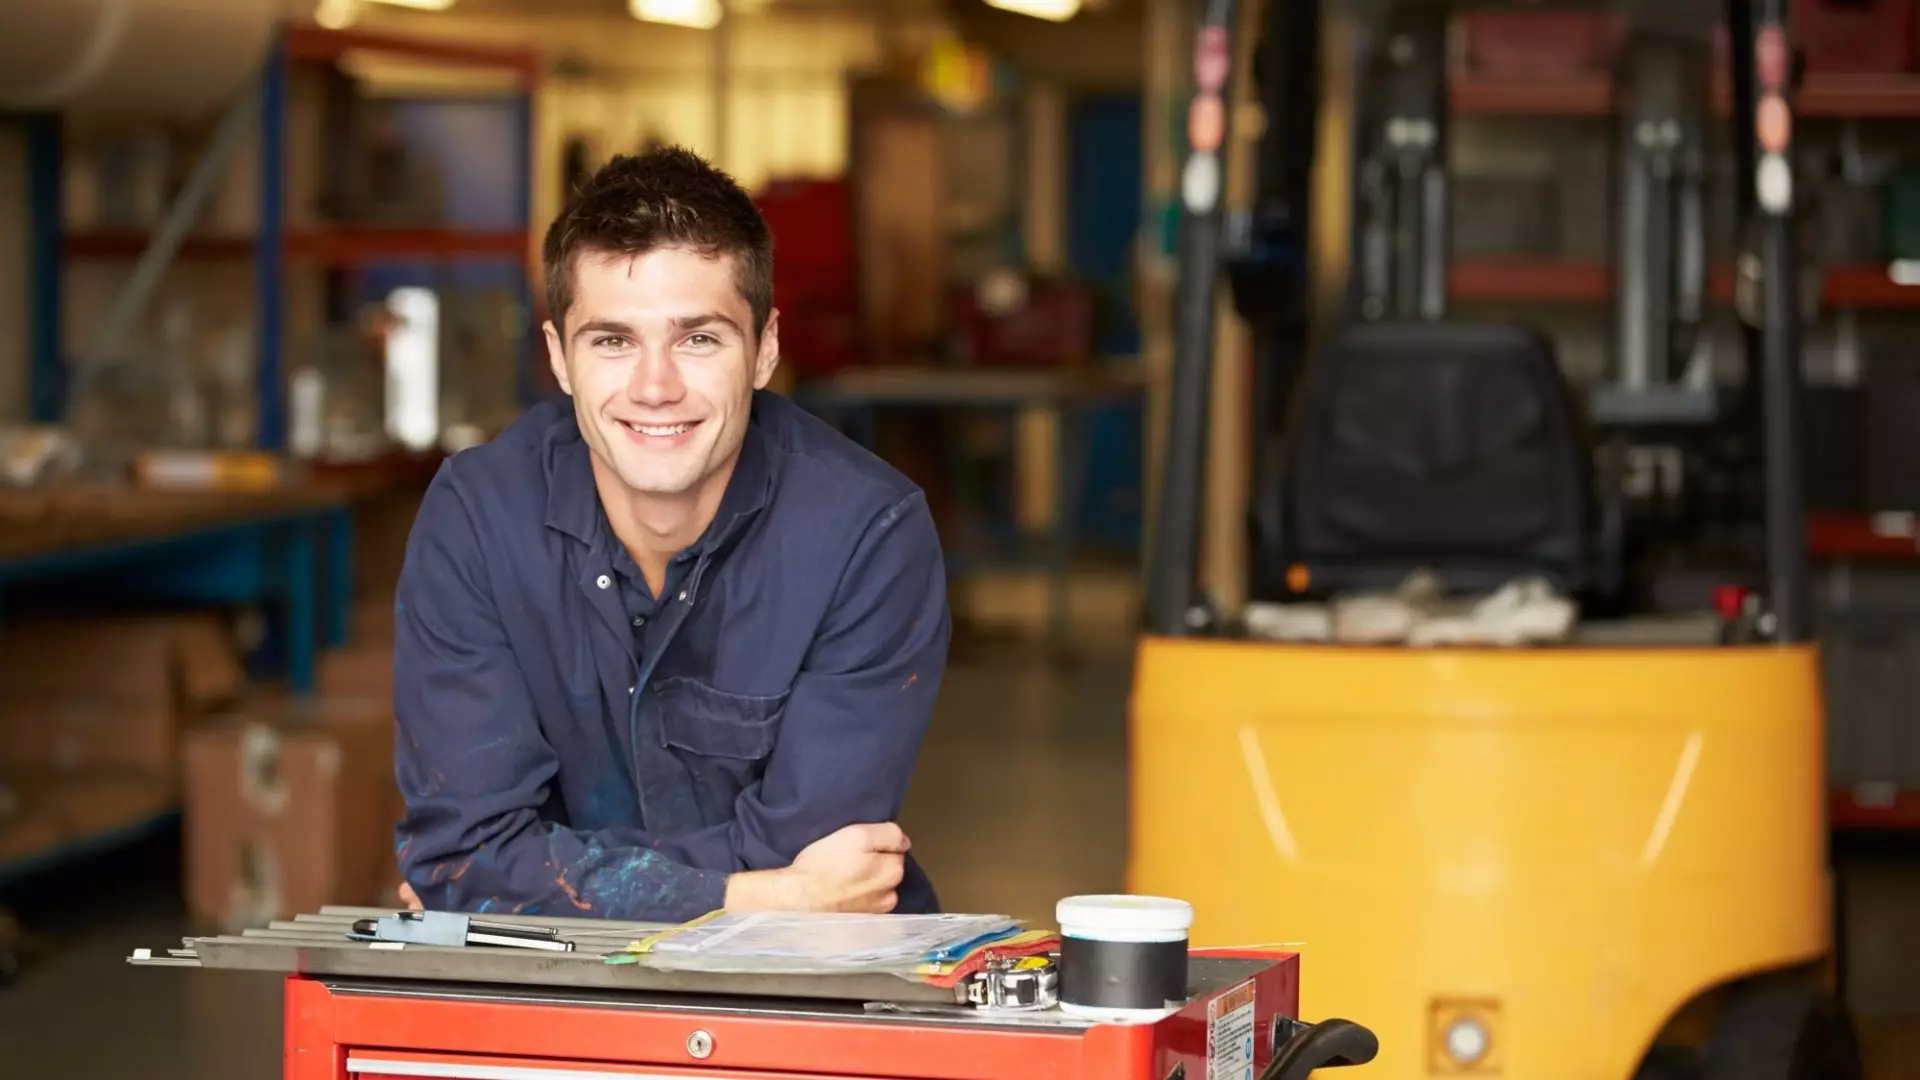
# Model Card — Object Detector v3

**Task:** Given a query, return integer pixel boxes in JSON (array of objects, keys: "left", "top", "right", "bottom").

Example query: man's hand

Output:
[
  {"left": 724, "top": 823, "right": 909, "bottom": 913},
  {"left": 791, "top": 823, "right": 909, "bottom": 912},
  {"left": 398, "top": 881, "right": 423, "bottom": 911}
]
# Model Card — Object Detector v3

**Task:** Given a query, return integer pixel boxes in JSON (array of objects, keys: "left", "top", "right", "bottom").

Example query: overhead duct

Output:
[{"left": 0, "top": 0, "right": 291, "bottom": 122}]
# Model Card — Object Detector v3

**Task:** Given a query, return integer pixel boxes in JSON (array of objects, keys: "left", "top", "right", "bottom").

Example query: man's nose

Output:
[{"left": 626, "top": 347, "right": 684, "bottom": 404}]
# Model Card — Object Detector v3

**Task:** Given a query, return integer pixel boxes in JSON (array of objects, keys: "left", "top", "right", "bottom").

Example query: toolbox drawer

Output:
[{"left": 348, "top": 1050, "right": 868, "bottom": 1080}]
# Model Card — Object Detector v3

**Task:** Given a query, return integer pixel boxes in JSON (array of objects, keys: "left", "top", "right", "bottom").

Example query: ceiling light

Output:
[
  {"left": 364, "top": 0, "right": 458, "bottom": 9},
  {"left": 983, "top": 0, "right": 1080, "bottom": 22},
  {"left": 314, "top": 0, "right": 360, "bottom": 29},
  {"left": 629, "top": 0, "right": 724, "bottom": 29}
]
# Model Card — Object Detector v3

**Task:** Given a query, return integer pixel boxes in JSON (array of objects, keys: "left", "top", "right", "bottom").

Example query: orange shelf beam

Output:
[
  {"left": 1450, "top": 258, "right": 1920, "bottom": 309},
  {"left": 1449, "top": 258, "right": 1610, "bottom": 302},
  {"left": 1832, "top": 787, "right": 1920, "bottom": 831},
  {"left": 1452, "top": 71, "right": 1920, "bottom": 119},
  {"left": 284, "top": 227, "right": 531, "bottom": 265},
  {"left": 67, "top": 228, "right": 532, "bottom": 266},
  {"left": 1451, "top": 75, "right": 1613, "bottom": 116},
  {"left": 1808, "top": 512, "right": 1920, "bottom": 562},
  {"left": 284, "top": 25, "right": 540, "bottom": 80},
  {"left": 64, "top": 231, "right": 255, "bottom": 261}
]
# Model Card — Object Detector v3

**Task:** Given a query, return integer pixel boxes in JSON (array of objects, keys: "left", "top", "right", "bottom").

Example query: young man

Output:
[{"left": 390, "top": 147, "right": 948, "bottom": 922}]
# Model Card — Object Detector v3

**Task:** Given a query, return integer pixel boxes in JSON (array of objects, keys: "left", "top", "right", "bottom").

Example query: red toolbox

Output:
[
  {"left": 133, "top": 909, "right": 1376, "bottom": 1080},
  {"left": 286, "top": 954, "right": 1330, "bottom": 1080}
]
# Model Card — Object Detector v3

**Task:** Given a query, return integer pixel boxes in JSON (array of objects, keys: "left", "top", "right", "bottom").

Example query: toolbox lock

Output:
[{"left": 685, "top": 1029, "right": 714, "bottom": 1059}]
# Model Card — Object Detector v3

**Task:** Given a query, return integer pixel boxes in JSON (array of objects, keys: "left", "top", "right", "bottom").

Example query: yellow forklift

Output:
[{"left": 1128, "top": 1, "right": 1859, "bottom": 1077}]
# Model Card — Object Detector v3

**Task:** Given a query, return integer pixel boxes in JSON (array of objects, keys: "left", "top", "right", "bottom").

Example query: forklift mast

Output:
[
  {"left": 1355, "top": 7, "right": 1451, "bottom": 323},
  {"left": 1144, "top": 0, "right": 1811, "bottom": 643},
  {"left": 1597, "top": 29, "right": 1713, "bottom": 425}
]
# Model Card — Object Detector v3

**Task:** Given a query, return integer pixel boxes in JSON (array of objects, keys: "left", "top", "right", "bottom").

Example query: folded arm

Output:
[{"left": 656, "top": 489, "right": 952, "bottom": 879}]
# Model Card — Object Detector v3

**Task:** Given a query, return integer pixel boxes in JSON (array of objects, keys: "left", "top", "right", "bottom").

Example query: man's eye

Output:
[
  {"left": 594, "top": 335, "right": 629, "bottom": 350},
  {"left": 685, "top": 333, "right": 718, "bottom": 348}
]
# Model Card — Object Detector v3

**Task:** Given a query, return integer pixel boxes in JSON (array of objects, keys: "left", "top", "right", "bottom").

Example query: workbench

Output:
[
  {"left": 0, "top": 484, "right": 353, "bottom": 692},
  {"left": 791, "top": 365, "right": 1148, "bottom": 659}
]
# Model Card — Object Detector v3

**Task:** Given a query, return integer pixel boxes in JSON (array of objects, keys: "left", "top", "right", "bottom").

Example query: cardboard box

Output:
[
  {"left": 317, "top": 642, "right": 394, "bottom": 699},
  {"left": 0, "top": 792, "right": 64, "bottom": 867},
  {"left": 182, "top": 694, "right": 397, "bottom": 930},
  {"left": 0, "top": 614, "right": 245, "bottom": 775},
  {"left": 352, "top": 593, "right": 396, "bottom": 643},
  {"left": 0, "top": 772, "right": 177, "bottom": 868}
]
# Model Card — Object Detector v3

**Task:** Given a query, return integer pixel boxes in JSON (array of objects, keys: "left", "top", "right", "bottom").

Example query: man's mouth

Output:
[{"left": 621, "top": 420, "right": 698, "bottom": 437}]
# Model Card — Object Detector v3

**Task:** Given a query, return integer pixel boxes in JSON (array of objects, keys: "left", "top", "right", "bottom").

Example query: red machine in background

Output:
[{"left": 756, "top": 178, "right": 861, "bottom": 378}]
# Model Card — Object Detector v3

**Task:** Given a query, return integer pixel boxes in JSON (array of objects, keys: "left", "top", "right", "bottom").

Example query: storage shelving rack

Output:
[
  {"left": 1447, "top": 68, "right": 1920, "bottom": 313},
  {"left": 1443, "top": 56, "right": 1920, "bottom": 834},
  {"left": 35, "top": 22, "right": 544, "bottom": 447},
  {"left": 0, "top": 24, "right": 544, "bottom": 940}
]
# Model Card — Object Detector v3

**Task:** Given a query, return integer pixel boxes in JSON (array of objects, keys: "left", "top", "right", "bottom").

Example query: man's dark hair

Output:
[{"left": 543, "top": 146, "right": 773, "bottom": 339}]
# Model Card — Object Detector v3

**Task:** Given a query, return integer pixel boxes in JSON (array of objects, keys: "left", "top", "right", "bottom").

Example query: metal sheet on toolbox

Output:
[
  {"left": 132, "top": 905, "right": 1279, "bottom": 1014},
  {"left": 174, "top": 936, "right": 967, "bottom": 1004}
]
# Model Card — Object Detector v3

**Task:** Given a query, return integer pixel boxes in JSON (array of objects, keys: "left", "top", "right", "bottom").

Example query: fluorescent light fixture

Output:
[
  {"left": 629, "top": 0, "right": 724, "bottom": 29},
  {"left": 314, "top": 0, "right": 360, "bottom": 29},
  {"left": 365, "top": 0, "right": 459, "bottom": 9},
  {"left": 983, "top": 0, "right": 1080, "bottom": 22}
]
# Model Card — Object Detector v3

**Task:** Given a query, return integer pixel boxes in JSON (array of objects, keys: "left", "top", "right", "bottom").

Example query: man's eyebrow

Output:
[
  {"left": 671, "top": 312, "right": 744, "bottom": 335},
  {"left": 572, "top": 318, "right": 635, "bottom": 340}
]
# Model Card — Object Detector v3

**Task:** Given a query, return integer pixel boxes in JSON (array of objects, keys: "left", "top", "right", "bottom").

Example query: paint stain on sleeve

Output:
[{"left": 554, "top": 869, "right": 594, "bottom": 911}]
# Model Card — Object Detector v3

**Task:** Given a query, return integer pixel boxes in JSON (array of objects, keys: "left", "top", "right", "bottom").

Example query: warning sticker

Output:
[{"left": 1206, "top": 979, "right": 1258, "bottom": 1080}]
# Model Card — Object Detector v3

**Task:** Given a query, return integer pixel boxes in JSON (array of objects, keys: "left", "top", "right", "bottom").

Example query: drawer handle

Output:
[{"left": 347, "top": 1058, "right": 708, "bottom": 1080}]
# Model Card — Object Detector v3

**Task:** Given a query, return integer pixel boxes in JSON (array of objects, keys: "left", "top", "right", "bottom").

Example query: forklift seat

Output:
[{"left": 1253, "top": 321, "right": 1597, "bottom": 600}]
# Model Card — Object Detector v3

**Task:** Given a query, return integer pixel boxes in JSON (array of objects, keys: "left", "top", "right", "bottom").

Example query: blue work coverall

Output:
[{"left": 391, "top": 390, "right": 949, "bottom": 921}]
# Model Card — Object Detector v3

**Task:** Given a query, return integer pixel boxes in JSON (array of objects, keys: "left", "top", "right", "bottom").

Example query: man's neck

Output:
[{"left": 592, "top": 456, "right": 738, "bottom": 596}]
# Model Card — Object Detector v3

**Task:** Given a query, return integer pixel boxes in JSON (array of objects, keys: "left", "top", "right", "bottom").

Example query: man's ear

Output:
[
  {"left": 543, "top": 320, "right": 572, "bottom": 396},
  {"left": 752, "top": 309, "right": 782, "bottom": 390}
]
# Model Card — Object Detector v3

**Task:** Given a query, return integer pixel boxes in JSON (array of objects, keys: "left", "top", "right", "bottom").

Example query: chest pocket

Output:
[{"left": 652, "top": 677, "right": 788, "bottom": 825}]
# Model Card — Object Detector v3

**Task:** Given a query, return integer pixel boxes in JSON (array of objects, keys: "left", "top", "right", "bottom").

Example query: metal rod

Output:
[
  {"left": 1735, "top": 0, "right": 1811, "bottom": 641},
  {"left": 24, "top": 112, "right": 63, "bottom": 423},
  {"left": 86, "top": 82, "right": 262, "bottom": 365},
  {"left": 1726, "top": 0, "right": 1767, "bottom": 433},
  {"left": 256, "top": 37, "right": 289, "bottom": 449},
  {"left": 1145, "top": 0, "right": 1241, "bottom": 636}
]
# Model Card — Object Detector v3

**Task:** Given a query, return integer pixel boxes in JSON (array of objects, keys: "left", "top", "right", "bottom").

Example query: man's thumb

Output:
[{"left": 862, "top": 822, "right": 910, "bottom": 854}]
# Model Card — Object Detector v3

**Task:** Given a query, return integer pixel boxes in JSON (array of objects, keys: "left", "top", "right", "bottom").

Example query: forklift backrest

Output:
[{"left": 1254, "top": 321, "right": 1595, "bottom": 600}]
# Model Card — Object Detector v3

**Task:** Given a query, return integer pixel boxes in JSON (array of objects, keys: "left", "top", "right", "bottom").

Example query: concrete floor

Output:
[{"left": 0, "top": 628, "right": 1915, "bottom": 1078}]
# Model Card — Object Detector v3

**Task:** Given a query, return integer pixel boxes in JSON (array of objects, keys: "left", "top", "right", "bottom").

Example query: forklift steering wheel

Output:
[{"left": 1260, "top": 1018, "right": 1380, "bottom": 1080}]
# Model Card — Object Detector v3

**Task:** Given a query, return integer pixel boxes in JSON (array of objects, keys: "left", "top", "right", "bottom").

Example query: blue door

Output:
[{"left": 1066, "top": 94, "right": 1145, "bottom": 553}]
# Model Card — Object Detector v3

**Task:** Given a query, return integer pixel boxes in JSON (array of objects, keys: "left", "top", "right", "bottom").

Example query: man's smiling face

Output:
[{"left": 544, "top": 244, "right": 781, "bottom": 503}]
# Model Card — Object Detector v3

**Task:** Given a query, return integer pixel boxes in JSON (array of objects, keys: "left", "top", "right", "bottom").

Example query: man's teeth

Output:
[{"left": 625, "top": 422, "right": 693, "bottom": 436}]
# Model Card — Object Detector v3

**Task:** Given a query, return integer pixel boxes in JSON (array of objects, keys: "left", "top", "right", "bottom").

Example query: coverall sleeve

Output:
[
  {"left": 649, "top": 489, "right": 951, "bottom": 873},
  {"left": 392, "top": 466, "right": 731, "bottom": 921}
]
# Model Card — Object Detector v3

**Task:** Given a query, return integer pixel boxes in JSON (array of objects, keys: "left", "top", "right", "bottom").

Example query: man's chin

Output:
[{"left": 614, "top": 459, "right": 703, "bottom": 500}]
